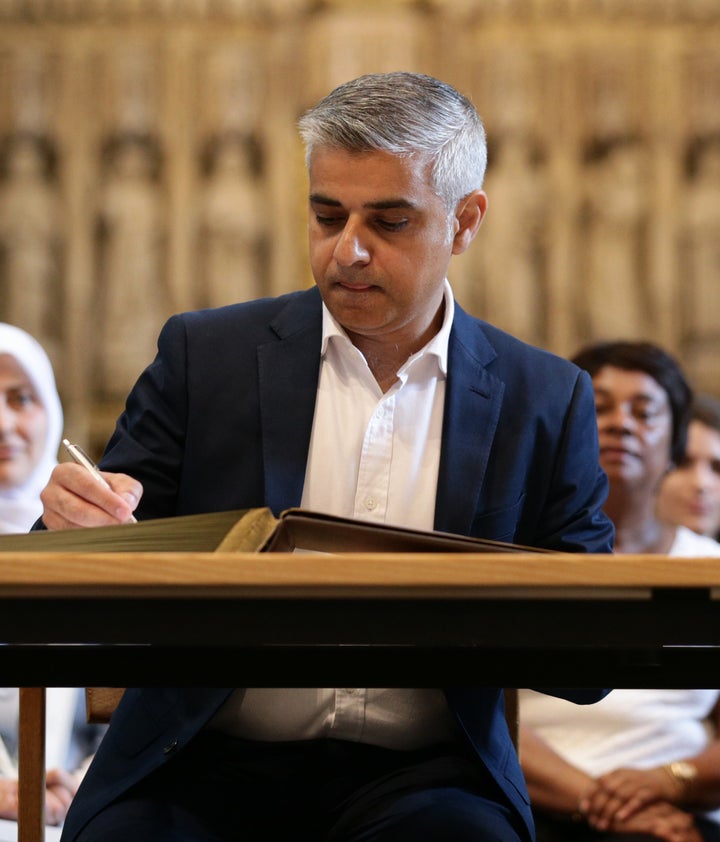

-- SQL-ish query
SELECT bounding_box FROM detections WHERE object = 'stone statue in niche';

[95,132,168,400]
[480,133,548,346]
[681,135,720,340]
[578,135,650,341]
[0,132,62,351]
[197,132,266,307]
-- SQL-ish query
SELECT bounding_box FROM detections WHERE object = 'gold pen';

[62,438,137,523]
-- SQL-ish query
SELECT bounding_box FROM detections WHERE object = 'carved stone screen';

[0,0,718,454]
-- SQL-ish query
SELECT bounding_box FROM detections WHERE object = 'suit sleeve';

[536,368,614,554]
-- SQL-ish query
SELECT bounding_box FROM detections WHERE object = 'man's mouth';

[336,280,375,292]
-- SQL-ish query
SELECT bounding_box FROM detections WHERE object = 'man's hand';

[40,463,142,529]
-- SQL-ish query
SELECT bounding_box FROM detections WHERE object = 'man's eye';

[315,214,343,227]
[377,219,408,232]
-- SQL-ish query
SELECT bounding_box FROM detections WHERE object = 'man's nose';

[333,220,370,266]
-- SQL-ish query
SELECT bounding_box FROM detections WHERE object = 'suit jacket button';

[163,739,178,754]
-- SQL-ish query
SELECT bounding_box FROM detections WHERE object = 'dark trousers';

[533,811,720,842]
[74,732,527,841]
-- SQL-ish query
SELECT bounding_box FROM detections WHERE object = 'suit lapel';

[258,288,323,514]
[256,292,504,530]
[435,307,504,536]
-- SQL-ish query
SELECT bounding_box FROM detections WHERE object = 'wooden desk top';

[0,551,719,687]
[0,551,718,597]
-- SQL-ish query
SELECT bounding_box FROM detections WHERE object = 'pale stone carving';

[579,137,650,341]
[0,0,718,437]
[682,136,720,340]
[197,132,265,307]
[0,133,62,351]
[95,133,167,399]
[481,134,548,346]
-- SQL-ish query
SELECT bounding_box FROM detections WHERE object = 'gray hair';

[297,72,487,210]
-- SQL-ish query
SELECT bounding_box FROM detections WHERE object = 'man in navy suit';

[40,72,613,841]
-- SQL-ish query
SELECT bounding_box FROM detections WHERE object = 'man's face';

[307,147,473,351]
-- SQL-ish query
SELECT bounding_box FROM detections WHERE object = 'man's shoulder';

[452,304,580,381]
[179,286,321,327]
[155,287,322,350]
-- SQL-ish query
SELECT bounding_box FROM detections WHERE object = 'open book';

[0,507,548,554]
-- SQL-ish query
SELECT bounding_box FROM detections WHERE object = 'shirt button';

[365,497,377,511]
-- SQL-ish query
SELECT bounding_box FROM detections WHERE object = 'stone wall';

[0,0,718,451]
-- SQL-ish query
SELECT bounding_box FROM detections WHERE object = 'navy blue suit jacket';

[60,287,613,841]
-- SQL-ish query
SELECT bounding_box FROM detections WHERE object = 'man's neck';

[348,300,446,393]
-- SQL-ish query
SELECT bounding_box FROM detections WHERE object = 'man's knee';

[330,787,524,842]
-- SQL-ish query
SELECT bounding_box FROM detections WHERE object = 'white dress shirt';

[210,282,460,749]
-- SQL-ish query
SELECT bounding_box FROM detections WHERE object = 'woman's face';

[657,419,720,538]
[592,365,674,494]
[0,354,49,491]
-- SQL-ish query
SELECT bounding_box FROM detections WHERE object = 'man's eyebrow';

[368,198,416,211]
[309,193,341,206]
[309,193,416,211]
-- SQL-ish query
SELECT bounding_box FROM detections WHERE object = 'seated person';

[657,393,720,542]
[0,688,106,826]
[35,72,613,842]
[0,322,62,535]
[0,323,106,825]
[520,340,720,842]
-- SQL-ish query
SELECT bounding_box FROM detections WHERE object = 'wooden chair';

[84,688,125,724]
[18,688,46,842]
[18,688,124,842]
[19,687,518,841]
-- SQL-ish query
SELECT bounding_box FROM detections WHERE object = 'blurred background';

[0,0,718,454]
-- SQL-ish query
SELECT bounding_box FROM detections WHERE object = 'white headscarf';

[0,324,63,534]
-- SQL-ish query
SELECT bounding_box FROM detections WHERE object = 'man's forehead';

[308,147,435,207]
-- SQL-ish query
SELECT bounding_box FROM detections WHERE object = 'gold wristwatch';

[664,760,698,794]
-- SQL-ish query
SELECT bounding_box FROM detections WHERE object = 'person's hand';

[40,463,141,529]
[581,766,680,827]
[592,801,702,842]
[44,767,80,825]
[0,778,18,820]
[0,769,79,825]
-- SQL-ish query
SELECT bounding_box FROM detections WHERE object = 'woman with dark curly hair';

[521,341,720,842]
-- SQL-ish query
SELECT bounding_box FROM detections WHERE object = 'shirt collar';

[320,279,454,376]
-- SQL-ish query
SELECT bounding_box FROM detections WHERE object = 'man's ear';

[452,189,488,255]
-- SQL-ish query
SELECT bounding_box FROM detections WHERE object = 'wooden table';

[4,550,720,841]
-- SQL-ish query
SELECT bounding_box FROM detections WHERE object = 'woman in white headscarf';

[0,324,100,826]
[0,322,63,534]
